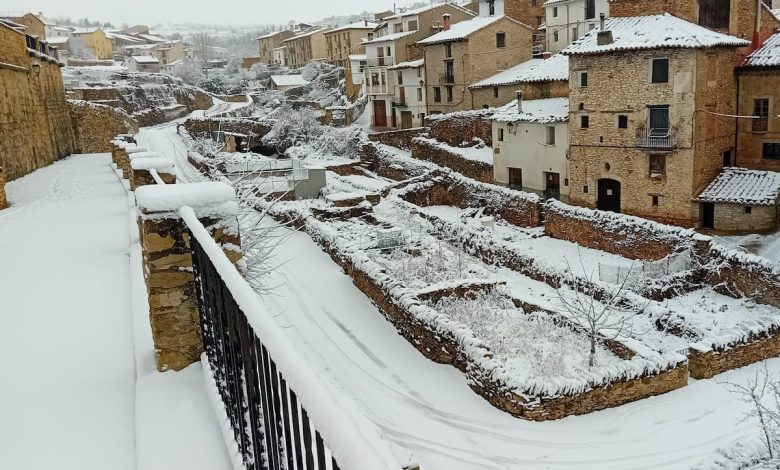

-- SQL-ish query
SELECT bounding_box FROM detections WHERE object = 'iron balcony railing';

[636,128,677,149]
[183,208,399,470]
[365,56,395,67]
[439,73,455,85]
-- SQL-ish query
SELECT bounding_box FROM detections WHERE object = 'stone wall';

[470,80,569,110]
[689,328,780,379]
[182,117,273,141]
[706,246,780,308]
[411,138,494,183]
[368,127,428,151]
[0,167,7,209]
[69,100,138,154]
[426,110,494,147]
[736,71,780,172]
[543,200,708,261]
[0,23,75,181]
[712,203,778,232]
[359,142,434,181]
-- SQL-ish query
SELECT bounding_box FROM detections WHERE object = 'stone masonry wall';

[427,110,494,147]
[69,100,138,154]
[411,138,494,183]
[0,24,75,181]
[706,246,780,308]
[183,117,273,141]
[689,328,780,379]
[0,167,7,209]
[713,203,778,232]
[470,80,569,110]
[736,71,780,172]
[368,128,428,151]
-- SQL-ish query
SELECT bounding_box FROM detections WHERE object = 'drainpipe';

[753,0,762,50]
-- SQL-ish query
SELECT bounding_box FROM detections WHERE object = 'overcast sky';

[5,0,404,27]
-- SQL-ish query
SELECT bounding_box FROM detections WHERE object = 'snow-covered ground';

[0,154,229,470]
[716,229,780,262]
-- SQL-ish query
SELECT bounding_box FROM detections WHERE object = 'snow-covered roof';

[773,9,780,21]
[388,59,424,70]
[382,3,475,21]
[272,45,287,51]
[282,27,331,42]
[349,54,367,61]
[544,0,575,5]
[491,97,569,124]
[271,74,309,87]
[744,32,780,67]
[47,36,69,45]
[471,54,569,88]
[138,33,166,43]
[562,14,750,55]
[71,27,102,35]
[328,21,379,33]
[419,15,521,46]
[362,29,417,45]
[697,168,780,206]
[128,55,159,64]
[256,30,290,40]
[106,32,144,43]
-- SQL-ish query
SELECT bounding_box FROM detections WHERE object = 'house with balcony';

[387,59,427,128]
[256,30,295,65]
[736,31,780,172]
[544,0,609,53]
[563,14,749,227]
[491,96,570,199]
[324,21,377,68]
[272,46,288,67]
[419,13,534,115]
[469,52,569,109]
[282,27,332,69]
[363,2,475,128]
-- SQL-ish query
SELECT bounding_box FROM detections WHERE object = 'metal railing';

[184,208,398,470]
[636,129,677,149]
[438,73,455,85]
[365,57,395,67]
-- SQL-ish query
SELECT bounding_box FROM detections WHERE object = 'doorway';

[701,203,715,229]
[597,179,621,213]
[401,111,413,129]
[373,100,387,127]
[544,171,561,199]
[508,168,522,190]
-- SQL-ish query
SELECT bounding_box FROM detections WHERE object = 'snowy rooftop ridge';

[744,32,780,67]
[382,2,476,21]
[388,59,424,70]
[696,167,780,206]
[471,54,569,88]
[128,55,159,64]
[328,21,379,33]
[362,29,417,45]
[562,14,750,55]
[491,97,569,124]
[418,15,526,46]
[270,74,309,87]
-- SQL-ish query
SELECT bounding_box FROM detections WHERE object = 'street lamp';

[31,61,41,76]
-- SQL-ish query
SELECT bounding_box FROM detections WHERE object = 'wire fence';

[598,249,693,285]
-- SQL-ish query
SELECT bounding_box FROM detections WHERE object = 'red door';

[373,100,387,127]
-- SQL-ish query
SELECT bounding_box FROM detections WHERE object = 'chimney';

[516,91,523,113]
[364,19,368,27]
[443,14,452,31]
[596,14,614,45]
[752,0,762,50]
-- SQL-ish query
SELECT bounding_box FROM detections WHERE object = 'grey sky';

[4,0,404,27]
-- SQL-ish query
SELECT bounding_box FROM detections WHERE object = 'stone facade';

[0,167,7,209]
[427,110,494,147]
[257,30,295,65]
[0,23,75,181]
[69,100,138,154]
[504,0,547,32]
[324,25,372,67]
[567,47,739,227]
[423,17,533,114]
[470,79,569,110]
[706,246,780,308]
[283,28,332,69]
[411,138,494,183]
[736,70,780,172]
[710,202,779,231]
[368,127,428,150]
[689,329,780,379]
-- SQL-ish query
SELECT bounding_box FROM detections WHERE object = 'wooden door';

[373,100,387,127]
[508,168,522,190]
[544,172,561,199]
[401,111,413,129]
[597,179,621,213]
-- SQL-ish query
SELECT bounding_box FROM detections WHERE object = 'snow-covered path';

[0,154,230,470]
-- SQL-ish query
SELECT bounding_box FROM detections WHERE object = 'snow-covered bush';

[262,105,324,153]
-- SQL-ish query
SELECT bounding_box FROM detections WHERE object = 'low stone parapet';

[689,329,780,379]
[0,167,8,209]
[411,137,494,184]
[368,128,427,151]
[130,157,176,189]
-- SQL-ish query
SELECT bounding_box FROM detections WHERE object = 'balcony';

[439,73,455,85]
[636,128,677,149]
[366,57,395,67]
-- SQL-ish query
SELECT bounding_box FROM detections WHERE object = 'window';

[699,0,730,30]
[488,0,496,15]
[583,185,589,194]
[397,71,403,85]
[754,98,769,132]
[649,154,666,176]
[496,32,506,48]
[394,23,403,33]
[493,87,499,98]
[445,43,452,58]
[585,0,596,19]
[554,31,559,42]
[745,206,753,214]
[553,6,558,17]
[433,87,441,102]
[498,128,504,142]
[445,61,454,82]
[572,27,578,40]
[417,67,422,77]
[408,20,418,31]
[651,58,669,84]
[386,46,391,56]
[652,196,659,206]
[617,114,628,129]
[580,115,590,128]
[763,142,780,160]
[541,82,551,98]
[417,88,423,101]
[446,86,453,102]
[546,126,556,145]
[578,71,588,87]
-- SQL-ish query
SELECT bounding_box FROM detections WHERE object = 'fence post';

[130,155,176,190]
[135,182,242,371]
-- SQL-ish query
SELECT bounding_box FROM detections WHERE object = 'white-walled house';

[544,0,609,53]
[124,55,161,73]
[272,46,287,67]
[387,59,426,128]
[349,54,367,85]
[491,96,570,199]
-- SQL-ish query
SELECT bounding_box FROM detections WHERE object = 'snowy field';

[0,154,229,470]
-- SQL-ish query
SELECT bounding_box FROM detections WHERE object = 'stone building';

[470,52,569,109]
[363,2,475,128]
[491,96,570,199]
[544,0,610,53]
[281,27,332,69]
[563,14,749,227]
[419,14,534,115]
[736,31,780,172]
[69,27,113,60]
[0,19,75,181]
[1,13,47,39]
[696,167,780,231]
[324,21,377,68]
[256,30,295,65]
[483,0,547,51]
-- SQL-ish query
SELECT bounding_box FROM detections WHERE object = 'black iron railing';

[191,233,340,470]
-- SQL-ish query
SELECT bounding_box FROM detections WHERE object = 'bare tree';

[727,364,780,460]
[555,255,647,367]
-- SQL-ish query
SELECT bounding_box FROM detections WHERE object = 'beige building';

[419,14,534,114]
[696,167,780,231]
[256,30,295,65]
[479,0,547,51]
[69,28,113,60]
[1,13,47,39]
[324,21,377,67]
[470,53,569,109]
[282,27,332,69]
[563,14,749,227]
[736,31,780,172]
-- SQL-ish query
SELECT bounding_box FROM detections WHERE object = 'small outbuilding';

[696,167,780,231]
